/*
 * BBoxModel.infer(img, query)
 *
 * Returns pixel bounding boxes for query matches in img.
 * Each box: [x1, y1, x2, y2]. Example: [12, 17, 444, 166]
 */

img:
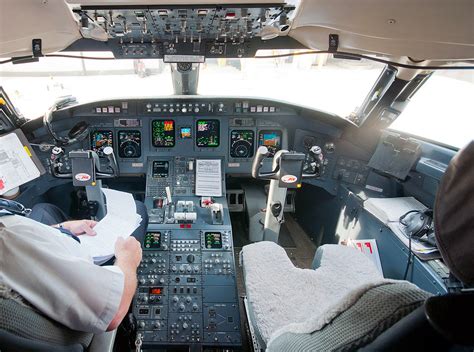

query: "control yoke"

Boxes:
[252, 145, 323, 187]
[251, 145, 324, 243]
[50, 147, 119, 183]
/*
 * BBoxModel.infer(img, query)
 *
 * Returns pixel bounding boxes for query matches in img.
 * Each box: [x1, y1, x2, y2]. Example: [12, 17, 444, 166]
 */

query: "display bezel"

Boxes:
[118, 130, 142, 158]
[151, 119, 176, 148]
[196, 119, 220, 148]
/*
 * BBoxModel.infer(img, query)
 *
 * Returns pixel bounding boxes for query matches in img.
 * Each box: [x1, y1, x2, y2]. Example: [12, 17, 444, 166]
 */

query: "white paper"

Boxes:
[348, 239, 384, 275]
[0, 133, 41, 195]
[80, 189, 142, 264]
[195, 159, 222, 197]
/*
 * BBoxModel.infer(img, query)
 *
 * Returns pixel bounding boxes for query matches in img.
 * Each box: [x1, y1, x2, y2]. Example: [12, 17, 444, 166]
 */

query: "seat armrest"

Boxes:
[87, 329, 116, 352]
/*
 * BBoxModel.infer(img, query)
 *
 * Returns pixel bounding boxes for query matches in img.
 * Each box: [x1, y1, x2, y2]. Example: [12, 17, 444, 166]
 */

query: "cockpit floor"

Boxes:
[232, 213, 317, 351]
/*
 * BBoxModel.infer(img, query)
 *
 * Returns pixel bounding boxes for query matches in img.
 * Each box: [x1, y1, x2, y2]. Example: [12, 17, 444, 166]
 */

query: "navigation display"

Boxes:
[144, 232, 162, 249]
[196, 120, 220, 147]
[118, 130, 141, 158]
[152, 120, 175, 147]
[230, 130, 254, 158]
[205, 232, 223, 249]
[152, 161, 169, 178]
[90, 130, 113, 157]
[258, 130, 282, 156]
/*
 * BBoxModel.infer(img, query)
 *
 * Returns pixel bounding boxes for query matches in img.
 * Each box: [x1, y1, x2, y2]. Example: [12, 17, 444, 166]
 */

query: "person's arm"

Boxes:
[107, 236, 142, 331]
[52, 220, 98, 236]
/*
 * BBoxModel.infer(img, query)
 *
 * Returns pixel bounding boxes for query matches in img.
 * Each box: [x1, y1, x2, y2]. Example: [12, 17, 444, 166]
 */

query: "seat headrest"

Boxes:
[434, 141, 474, 285]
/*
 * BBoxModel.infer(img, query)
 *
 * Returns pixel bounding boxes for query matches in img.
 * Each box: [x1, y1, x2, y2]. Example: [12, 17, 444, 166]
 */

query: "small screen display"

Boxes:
[144, 232, 161, 249]
[258, 130, 282, 156]
[180, 127, 192, 139]
[152, 161, 169, 178]
[205, 232, 223, 249]
[90, 130, 113, 157]
[149, 287, 163, 295]
[196, 120, 220, 147]
[152, 120, 175, 147]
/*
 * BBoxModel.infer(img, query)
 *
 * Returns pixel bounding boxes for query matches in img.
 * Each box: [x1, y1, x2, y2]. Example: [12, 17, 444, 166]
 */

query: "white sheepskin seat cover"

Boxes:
[241, 242, 389, 345]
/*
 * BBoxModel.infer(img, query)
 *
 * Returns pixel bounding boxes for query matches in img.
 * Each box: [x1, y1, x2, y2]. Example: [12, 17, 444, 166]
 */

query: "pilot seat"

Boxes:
[241, 141, 474, 351]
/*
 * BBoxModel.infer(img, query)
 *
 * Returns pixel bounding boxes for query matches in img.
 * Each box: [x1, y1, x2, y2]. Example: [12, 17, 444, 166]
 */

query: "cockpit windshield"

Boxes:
[0, 50, 384, 120]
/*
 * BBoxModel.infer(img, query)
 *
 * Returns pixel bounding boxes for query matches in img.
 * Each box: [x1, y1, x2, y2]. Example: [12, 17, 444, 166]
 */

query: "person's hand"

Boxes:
[114, 237, 142, 270]
[58, 220, 98, 236]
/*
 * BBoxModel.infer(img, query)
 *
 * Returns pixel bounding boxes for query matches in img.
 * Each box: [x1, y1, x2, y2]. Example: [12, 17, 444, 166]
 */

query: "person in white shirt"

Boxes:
[0, 200, 147, 333]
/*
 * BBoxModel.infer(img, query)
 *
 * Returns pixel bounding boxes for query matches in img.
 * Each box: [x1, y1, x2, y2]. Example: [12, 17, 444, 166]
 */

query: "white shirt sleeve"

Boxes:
[0, 218, 125, 333]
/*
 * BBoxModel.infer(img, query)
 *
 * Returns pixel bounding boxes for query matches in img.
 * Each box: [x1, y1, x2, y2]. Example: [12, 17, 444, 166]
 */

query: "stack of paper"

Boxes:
[0, 133, 41, 195]
[80, 188, 142, 264]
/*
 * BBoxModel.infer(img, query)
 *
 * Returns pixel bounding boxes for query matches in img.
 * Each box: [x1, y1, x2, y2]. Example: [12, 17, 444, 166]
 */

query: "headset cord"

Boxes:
[399, 210, 420, 281]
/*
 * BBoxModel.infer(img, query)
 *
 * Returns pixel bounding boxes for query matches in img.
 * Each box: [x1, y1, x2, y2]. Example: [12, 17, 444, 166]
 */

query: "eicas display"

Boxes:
[152, 120, 175, 147]
[196, 120, 220, 147]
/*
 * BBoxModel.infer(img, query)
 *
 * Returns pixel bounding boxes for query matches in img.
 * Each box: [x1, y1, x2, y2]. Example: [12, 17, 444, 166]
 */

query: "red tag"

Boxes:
[0, 179, 5, 191]
[364, 242, 373, 254]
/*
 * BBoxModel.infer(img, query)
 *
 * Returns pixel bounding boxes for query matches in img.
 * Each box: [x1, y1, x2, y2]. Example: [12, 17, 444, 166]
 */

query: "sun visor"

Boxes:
[434, 141, 474, 285]
[0, 0, 81, 58]
[289, 0, 474, 62]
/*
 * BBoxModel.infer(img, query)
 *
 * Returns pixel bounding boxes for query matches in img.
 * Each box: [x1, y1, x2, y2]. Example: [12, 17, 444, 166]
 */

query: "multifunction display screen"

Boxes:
[90, 130, 113, 157]
[152, 161, 169, 178]
[144, 232, 162, 249]
[152, 120, 175, 147]
[230, 130, 255, 158]
[196, 120, 220, 147]
[258, 130, 282, 156]
[205, 232, 223, 249]
[118, 130, 142, 158]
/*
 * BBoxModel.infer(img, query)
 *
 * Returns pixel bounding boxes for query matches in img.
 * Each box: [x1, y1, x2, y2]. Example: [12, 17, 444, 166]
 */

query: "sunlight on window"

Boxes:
[390, 70, 474, 148]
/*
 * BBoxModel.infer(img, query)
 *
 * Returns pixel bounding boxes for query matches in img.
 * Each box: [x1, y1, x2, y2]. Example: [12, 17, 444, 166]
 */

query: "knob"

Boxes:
[192, 304, 199, 311]
[185, 296, 192, 304]
[179, 304, 185, 312]
[182, 322, 189, 329]
[187, 254, 195, 263]
[139, 278, 146, 285]
[172, 296, 179, 303]
[151, 258, 157, 263]
[159, 278, 165, 284]
[171, 265, 177, 272]
[139, 321, 145, 329]
[154, 321, 161, 329]
[149, 279, 155, 284]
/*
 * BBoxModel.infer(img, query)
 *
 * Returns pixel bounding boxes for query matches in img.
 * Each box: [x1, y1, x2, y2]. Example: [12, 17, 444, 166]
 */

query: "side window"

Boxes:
[390, 69, 474, 149]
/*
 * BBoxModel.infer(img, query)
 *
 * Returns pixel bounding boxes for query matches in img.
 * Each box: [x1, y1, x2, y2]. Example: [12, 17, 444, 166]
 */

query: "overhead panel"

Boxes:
[72, 3, 295, 59]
